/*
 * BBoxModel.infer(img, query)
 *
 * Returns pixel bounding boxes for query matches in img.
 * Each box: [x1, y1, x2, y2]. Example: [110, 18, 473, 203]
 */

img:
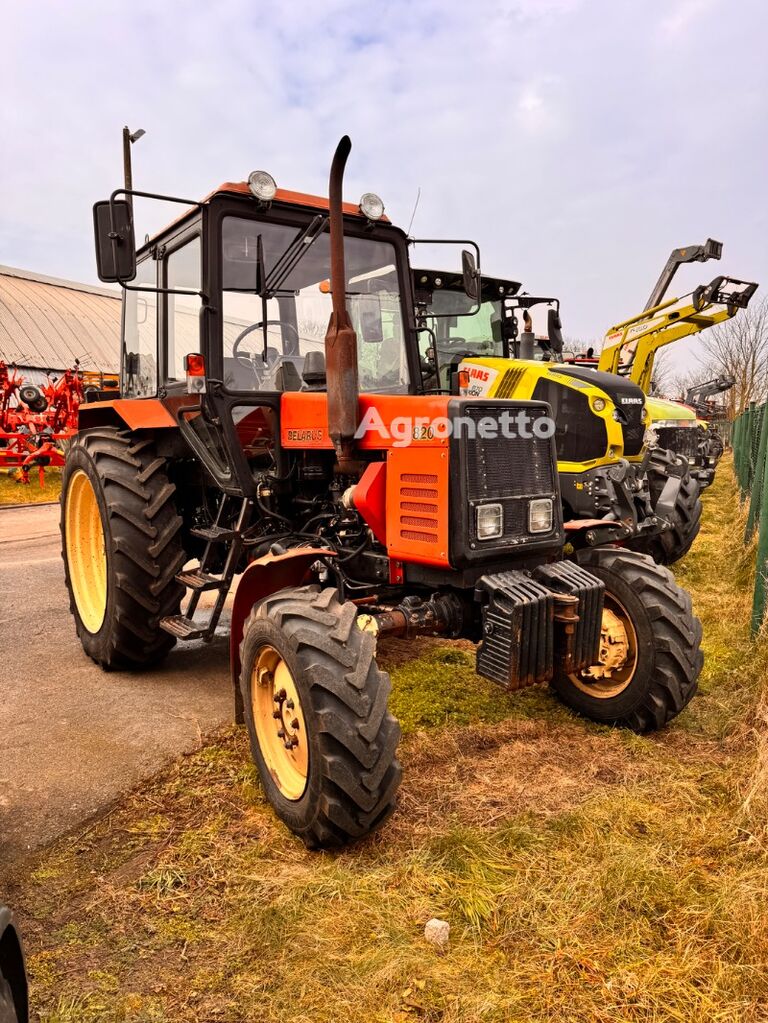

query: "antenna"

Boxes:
[406, 186, 422, 237]
[122, 125, 146, 212]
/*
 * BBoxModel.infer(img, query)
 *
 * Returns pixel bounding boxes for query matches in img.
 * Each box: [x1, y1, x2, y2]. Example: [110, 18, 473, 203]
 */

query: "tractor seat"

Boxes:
[275, 361, 303, 391]
[302, 350, 326, 390]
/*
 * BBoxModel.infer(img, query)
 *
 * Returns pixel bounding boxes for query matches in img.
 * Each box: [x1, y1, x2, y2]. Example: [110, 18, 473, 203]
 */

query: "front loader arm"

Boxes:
[597, 276, 758, 394]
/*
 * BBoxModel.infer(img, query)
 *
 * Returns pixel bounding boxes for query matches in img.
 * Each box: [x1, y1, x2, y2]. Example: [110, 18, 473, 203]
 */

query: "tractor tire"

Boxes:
[60, 427, 185, 670]
[552, 547, 702, 732]
[0, 909, 27, 1023]
[628, 448, 702, 565]
[239, 585, 402, 849]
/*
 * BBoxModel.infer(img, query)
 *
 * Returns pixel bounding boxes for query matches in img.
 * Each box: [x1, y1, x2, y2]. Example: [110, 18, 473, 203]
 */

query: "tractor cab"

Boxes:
[95, 177, 433, 498]
[413, 269, 566, 392]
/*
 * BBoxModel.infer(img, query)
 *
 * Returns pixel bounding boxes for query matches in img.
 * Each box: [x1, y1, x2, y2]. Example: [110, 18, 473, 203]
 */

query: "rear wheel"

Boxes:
[628, 448, 702, 565]
[240, 586, 402, 849]
[552, 547, 702, 732]
[61, 427, 185, 669]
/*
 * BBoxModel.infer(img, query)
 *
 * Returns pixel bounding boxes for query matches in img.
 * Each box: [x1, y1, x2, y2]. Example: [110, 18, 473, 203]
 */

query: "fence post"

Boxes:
[751, 431, 768, 633]
[734, 411, 745, 492]
[747, 403, 768, 539]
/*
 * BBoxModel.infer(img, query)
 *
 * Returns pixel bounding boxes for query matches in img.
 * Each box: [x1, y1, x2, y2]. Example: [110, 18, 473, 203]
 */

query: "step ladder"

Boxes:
[160, 495, 251, 642]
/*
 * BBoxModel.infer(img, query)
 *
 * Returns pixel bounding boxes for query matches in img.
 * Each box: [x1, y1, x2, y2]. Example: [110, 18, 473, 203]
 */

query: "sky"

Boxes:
[1, 0, 766, 372]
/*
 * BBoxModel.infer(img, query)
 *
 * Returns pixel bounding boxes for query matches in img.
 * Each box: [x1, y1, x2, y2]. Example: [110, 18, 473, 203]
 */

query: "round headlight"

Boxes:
[592, 396, 606, 412]
[359, 192, 385, 220]
[248, 170, 277, 202]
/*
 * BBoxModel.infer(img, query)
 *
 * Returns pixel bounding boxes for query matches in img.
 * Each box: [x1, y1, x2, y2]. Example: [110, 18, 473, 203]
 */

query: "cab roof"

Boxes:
[141, 181, 389, 252]
[209, 182, 385, 220]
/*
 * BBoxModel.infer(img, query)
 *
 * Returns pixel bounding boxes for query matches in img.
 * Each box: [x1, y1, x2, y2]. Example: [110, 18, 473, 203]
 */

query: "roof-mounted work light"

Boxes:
[248, 170, 277, 202]
[359, 192, 385, 221]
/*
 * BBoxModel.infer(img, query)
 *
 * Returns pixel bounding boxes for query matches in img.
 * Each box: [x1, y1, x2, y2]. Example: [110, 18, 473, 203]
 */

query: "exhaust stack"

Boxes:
[324, 136, 360, 472]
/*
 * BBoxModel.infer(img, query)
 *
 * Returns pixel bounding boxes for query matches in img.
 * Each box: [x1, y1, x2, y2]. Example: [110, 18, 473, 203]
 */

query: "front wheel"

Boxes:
[551, 548, 702, 732]
[239, 586, 402, 849]
[627, 448, 702, 565]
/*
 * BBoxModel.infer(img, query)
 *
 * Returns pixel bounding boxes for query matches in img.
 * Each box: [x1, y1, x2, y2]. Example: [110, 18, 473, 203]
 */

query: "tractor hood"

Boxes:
[646, 397, 697, 423]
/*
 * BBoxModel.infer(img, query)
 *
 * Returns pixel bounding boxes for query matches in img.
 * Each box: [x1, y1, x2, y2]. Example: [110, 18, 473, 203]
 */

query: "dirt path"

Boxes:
[0, 504, 231, 868]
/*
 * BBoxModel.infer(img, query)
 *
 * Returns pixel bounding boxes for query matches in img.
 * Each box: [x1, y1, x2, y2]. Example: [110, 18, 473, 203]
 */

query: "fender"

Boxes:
[78, 398, 176, 432]
[230, 548, 335, 722]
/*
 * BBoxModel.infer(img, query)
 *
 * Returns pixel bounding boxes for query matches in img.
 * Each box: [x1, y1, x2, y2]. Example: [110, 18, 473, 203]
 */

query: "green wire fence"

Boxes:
[732, 400, 768, 633]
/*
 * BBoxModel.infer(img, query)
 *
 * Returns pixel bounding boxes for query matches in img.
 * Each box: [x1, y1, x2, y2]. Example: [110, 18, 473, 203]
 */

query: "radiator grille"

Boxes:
[531, 379, 608, 462]
[455, 404, 559, 550]
[656, 426, 700, 460]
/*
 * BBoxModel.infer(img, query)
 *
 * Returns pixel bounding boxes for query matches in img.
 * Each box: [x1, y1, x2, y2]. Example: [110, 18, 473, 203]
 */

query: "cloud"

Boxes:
[0, 0, 765, 372]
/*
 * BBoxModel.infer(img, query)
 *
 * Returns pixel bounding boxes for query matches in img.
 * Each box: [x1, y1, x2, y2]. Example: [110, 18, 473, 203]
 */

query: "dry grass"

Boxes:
[0, 467, 61, 505]
[9, 456, 768, 1022]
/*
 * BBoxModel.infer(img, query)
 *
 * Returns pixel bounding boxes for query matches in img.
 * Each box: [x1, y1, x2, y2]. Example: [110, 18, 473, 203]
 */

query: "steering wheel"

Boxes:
[232, 320, 300, 364]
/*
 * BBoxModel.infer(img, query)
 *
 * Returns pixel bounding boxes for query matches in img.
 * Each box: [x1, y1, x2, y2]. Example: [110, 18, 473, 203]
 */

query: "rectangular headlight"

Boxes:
[528, 498, 553, 534]
[476, 502, 503, 540]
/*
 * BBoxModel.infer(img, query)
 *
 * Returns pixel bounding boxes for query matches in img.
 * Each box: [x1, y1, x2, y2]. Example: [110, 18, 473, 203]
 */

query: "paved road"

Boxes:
[0, 504, 231, 869]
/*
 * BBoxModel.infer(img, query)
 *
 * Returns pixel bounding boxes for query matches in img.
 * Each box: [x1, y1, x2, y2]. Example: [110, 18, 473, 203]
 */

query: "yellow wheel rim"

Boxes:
[65, 469, 108, 634]
[569, 594, 638, 699]
[251, 645, 309, 801]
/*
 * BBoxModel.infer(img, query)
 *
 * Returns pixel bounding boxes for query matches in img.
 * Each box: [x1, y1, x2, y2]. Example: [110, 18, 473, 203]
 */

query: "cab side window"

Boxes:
[123, 256, 158, 398]
[166, 237, 202, 383]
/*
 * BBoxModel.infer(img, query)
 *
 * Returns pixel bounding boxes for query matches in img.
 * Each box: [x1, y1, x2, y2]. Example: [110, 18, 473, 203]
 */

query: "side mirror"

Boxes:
[357, 295, 384, 343]
[93, 199, 136, 283]
[461, 249, 479, 301]
[547, 308, 564, 353]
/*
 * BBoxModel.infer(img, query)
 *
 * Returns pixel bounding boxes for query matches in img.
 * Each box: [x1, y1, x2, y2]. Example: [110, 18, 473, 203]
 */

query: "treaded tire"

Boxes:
[552, 547, 702, 732]
[0, 973, 19, 1023]
[239, 585, 402, 849]
[628, 448, 702, 565]
[60, 426, 185, 670]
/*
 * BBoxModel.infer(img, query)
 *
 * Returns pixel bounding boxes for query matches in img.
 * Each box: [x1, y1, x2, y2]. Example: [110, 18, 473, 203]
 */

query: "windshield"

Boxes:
[220, 216, 408, 393]
[419, 290, 504, 390]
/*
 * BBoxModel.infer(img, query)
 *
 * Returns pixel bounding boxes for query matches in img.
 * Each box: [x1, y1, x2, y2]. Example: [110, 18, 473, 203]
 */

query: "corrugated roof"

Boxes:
[0, 265, 121, 373]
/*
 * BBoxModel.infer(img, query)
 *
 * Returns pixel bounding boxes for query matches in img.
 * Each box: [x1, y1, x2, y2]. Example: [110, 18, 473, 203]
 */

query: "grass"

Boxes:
[9, 456, 768, 1022]
[0, 467, 61, 504]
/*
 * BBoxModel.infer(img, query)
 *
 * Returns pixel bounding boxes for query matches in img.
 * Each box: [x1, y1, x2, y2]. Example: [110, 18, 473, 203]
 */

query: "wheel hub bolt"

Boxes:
[286, 698, 295, 710]
[291, 717, 300, 729]
[277, 729, 285, 739]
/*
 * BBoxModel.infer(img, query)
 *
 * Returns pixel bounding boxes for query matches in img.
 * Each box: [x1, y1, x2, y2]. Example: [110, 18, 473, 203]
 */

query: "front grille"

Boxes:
[622, 412, 645, 456]
[656, 426, 700, 460]
[550, 365, 646, 457]
[449, 399, 562, 565]
[531, 379, 608, 462]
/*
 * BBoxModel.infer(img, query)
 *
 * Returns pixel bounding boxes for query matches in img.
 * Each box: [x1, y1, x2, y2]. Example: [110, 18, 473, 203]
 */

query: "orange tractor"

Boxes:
[61, 138, 702, 848]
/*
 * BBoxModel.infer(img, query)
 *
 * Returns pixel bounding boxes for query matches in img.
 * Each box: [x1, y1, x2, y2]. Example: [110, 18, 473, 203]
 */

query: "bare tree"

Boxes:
[699, 295, 768, 417]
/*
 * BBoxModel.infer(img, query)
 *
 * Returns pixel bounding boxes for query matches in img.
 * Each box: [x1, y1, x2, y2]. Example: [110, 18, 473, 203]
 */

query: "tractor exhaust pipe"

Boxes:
[325, 136, 360, 473]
